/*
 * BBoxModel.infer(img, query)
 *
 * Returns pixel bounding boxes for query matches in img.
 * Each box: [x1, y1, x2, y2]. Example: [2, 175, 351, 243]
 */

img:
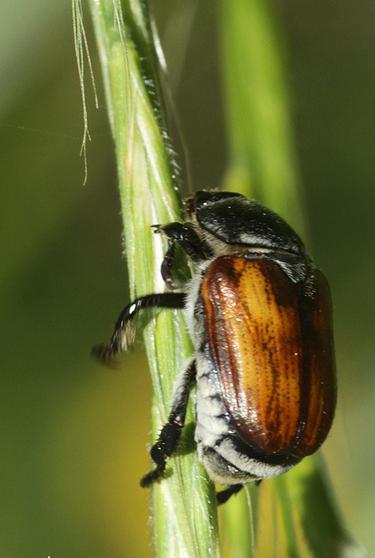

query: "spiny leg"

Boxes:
[216, 484, 244, 505]
[217, 480, 262, 505]
[92, 292, 186, 362]
[140, 361, 197, 487]
[153, 222, 212, 287]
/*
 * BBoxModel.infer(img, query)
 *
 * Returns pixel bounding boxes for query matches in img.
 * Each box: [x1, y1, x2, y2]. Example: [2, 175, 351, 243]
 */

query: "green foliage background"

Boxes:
[1, 1, 374, 556]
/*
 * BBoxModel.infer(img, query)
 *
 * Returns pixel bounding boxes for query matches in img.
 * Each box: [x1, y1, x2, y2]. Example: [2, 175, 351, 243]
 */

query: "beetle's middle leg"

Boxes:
[140, 361, 197, 487]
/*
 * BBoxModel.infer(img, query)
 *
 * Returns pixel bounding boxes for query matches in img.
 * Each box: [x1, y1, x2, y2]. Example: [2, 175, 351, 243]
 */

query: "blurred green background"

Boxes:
[1, 1, 374, 556]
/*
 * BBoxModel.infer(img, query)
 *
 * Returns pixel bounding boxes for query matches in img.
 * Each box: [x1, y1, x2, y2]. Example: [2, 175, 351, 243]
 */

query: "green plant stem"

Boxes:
[87, 1, 219, 557]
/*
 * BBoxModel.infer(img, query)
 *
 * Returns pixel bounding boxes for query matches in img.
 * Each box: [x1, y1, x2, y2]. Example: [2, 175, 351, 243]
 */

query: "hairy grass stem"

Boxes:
[85, 0, 219, 556]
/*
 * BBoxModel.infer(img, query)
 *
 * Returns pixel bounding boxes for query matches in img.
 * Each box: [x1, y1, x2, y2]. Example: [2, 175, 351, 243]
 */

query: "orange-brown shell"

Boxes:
[200, 256, 336, 458]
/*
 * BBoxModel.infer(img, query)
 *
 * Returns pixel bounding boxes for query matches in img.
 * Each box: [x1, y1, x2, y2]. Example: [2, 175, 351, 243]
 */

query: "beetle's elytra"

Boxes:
[94, 191, 336, 504]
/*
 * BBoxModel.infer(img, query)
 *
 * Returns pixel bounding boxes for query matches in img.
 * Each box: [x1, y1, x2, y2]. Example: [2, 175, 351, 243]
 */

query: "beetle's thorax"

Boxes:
[188, 215, 309, 268]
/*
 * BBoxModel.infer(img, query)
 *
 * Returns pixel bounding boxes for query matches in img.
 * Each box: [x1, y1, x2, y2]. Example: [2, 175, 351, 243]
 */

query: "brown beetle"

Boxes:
[94, 191, 336, 504]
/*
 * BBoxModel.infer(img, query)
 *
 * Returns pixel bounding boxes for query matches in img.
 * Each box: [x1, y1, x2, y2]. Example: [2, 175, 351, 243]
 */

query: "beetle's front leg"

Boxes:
[153, 222, 212, 287]
[140, 361, 197, 487]
[93, 293, 186, 363]
[160, 238, 177, 288]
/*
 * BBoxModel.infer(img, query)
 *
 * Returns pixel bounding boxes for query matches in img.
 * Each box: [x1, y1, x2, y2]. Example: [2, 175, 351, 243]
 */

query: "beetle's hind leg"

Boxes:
[140, 361, 197, 487]
[216, 480, 262, 505]
[216, 484, 244, 505]
[92, 292, 186, 363]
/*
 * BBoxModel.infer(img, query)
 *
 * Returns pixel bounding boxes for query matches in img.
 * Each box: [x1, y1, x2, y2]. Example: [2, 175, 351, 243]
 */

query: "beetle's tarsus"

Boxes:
[91, 340, 125, 369]
[160, 240, 177, 289]
[215, 479, 260, 504]
[92, 293, 186, 362]
[92, 343, 112, 361]
[140, 362, 197, 488]
[92, 341, 119, 361]
[151, 224, 163, 234]
[216, 484, 244, 505]
[140, 464, 165, 487]
[140, 427, 178, 488]
[152, 224, 178, 287]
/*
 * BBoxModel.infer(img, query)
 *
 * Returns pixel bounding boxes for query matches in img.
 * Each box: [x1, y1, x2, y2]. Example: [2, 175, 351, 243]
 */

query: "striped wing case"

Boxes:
[200, 256, 336, 458]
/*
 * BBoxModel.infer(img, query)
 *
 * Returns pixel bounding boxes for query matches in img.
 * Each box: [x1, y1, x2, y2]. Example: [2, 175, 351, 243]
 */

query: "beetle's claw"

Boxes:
[92, 343, 110, 361]
[183, 194, 196, 216]
[91, 343, 121, 369]
[164, 277, 176, 290]
[151, 224, 164, 234]
[140, 465, 165, 488]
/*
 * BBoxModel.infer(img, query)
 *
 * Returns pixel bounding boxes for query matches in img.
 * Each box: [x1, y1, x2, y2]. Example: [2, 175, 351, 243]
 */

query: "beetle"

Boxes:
[93, 190, 336, 504]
